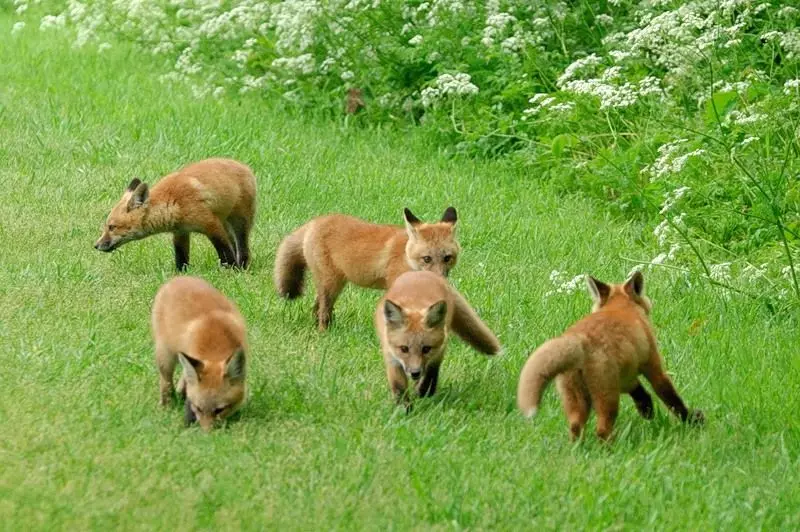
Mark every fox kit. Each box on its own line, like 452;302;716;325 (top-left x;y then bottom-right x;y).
152;276;247;431
95;158;256;270
375;271;501;407
517;272;703;441
275;207;459;330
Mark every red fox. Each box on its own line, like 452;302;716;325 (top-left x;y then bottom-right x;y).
151;276;247;431
375;271;501;407
517;271;704;441
274;207;459;330
94;158;256;270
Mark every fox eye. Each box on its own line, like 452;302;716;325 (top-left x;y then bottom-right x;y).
213;406;226;416
421;345;432;354
422;256;432;264
399;345;409;353
443;255;452;263
107;224;116;231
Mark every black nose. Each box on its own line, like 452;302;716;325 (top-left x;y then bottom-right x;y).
94;243;100;250
410;370;422;381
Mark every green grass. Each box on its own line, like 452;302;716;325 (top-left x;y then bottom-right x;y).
2;13;800;531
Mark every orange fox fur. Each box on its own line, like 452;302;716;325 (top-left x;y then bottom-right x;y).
275;207;460;330
95;158;256;270
517;271;703;441
152;276;248;431
375;271;501;407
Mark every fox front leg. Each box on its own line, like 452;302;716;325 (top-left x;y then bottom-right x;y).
386;362;412;412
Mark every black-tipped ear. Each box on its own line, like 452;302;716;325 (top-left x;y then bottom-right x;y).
126;178;142;192
404;208;421;226
384;300;406;328
225;349;246;381
585;275;611;305
127;182;149;210
403;208;420;239
441;207;457;224
424;300;447;328
177;352;202;383
625;271;645;297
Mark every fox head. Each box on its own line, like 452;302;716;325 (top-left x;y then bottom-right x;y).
178;349;246;432
585;271;652;315
383;299;448;381
94;178;150;252
403;207;460;277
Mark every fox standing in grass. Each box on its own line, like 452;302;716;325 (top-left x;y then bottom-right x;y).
152;276;247;431
95;158;256;270
375;271;500;407
517;272;704;441
275;207;459;330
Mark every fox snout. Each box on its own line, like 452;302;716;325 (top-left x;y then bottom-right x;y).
94;236;116;252
409;368;423;381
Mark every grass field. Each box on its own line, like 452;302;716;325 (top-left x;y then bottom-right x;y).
2;13;800;530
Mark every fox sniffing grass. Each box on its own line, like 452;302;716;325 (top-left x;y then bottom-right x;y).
95;158;256;270
152;276;248;431
375;271;501;408
275;207;460;330
517;272;704;441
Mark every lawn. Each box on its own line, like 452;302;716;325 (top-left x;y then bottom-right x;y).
1;12;799;530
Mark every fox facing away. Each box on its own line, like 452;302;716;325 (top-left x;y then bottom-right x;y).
152;276;247;431
95;158;256;270
517;272;704;441
275;207;460;330
375;271;501;407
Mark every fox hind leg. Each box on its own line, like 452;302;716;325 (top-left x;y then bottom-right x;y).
556;371;591;441
311;270;345;331
227;216;252;269
156;345;176;407
203;218;236;267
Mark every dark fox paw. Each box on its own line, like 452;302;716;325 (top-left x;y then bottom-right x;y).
687;409;705;426
184;399;197;426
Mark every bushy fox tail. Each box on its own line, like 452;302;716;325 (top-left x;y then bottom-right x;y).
517;335;585;418
274;224;308;299
450;288;501;355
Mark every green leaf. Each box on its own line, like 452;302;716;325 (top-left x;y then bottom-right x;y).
705;91;737;125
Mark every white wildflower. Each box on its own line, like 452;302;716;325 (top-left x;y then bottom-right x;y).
98;42;112;52
784;79;800;95
659;186;691;215
340;70;354;81
40;14;67;31
739;136;760;148
709;262;732;283
408;34;423;46
595;14;614;26
11;21;25;35
557;54;602;88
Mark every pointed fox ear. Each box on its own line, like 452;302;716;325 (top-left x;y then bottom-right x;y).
624;271;645;297
424;300;447;328
384;299;406;328
440;206;457;225
127;182;149;211
178;352;202;384
224;349;246;382
126;177;142;192
585;275;611;306
403;208;421;239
